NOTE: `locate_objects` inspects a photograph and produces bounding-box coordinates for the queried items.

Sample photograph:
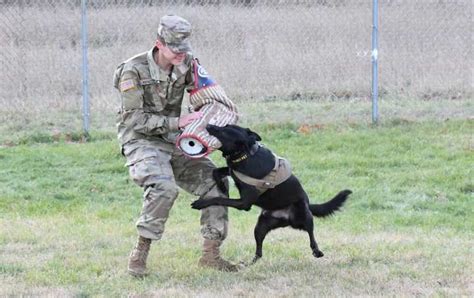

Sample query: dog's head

[206,124,261,156]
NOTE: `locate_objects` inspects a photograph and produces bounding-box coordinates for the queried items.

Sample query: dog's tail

[309,189,352,218]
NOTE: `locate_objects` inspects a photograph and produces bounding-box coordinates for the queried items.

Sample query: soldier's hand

[178,111,204,129]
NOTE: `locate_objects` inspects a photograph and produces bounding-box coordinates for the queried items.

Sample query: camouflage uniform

[113,15,229,243]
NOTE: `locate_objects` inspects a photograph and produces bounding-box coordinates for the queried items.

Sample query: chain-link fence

[0,0,472,132]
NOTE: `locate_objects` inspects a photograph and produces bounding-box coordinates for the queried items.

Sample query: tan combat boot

[198,239,240,272]
[128,236,151,277]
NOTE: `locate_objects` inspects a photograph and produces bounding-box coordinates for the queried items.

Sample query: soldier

[113,15,240,277]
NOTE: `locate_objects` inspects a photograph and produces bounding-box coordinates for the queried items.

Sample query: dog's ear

[246,128,262,141]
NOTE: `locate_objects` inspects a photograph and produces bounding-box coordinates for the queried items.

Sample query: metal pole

[81,0,90,135]
[371,0,379,124]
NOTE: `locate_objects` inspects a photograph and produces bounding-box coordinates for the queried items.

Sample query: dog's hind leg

[304,213,324,258]
[251,213,288,264]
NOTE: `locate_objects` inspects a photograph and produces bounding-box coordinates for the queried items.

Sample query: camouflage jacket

[113,47,195,153]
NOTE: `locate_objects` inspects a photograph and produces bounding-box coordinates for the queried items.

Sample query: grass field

[0,104,472,296]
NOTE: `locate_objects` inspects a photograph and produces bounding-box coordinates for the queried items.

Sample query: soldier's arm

[185,59,237,112]
[118,69,179,135]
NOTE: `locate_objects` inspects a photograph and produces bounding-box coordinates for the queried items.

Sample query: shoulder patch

[193,60,216,90]
[119,79,137,92]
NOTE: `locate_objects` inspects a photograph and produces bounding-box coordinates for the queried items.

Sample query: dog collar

[226,143,260,164]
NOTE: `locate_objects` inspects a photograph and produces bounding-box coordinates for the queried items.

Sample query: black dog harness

[232,155,292,194]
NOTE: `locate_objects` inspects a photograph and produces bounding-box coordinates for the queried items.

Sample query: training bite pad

[176,60,238,158]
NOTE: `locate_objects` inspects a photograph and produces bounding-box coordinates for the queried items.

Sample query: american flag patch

[119,79,136,92]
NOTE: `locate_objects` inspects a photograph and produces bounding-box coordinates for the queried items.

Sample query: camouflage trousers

[124,142,228,241]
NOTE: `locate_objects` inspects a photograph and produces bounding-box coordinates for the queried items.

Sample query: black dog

[191,124,351,264]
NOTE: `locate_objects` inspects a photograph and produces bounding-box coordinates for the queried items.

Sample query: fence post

[371,0,379,124]
[81,0,90,135]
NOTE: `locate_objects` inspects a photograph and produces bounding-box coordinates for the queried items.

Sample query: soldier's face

[166,47,187,65]
[156,40,186,65]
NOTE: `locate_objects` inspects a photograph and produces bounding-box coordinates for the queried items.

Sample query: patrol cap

[157,15,192,53]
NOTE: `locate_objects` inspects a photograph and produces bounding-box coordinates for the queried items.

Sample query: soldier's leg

[171,149,240,271]
[125,146,179,277]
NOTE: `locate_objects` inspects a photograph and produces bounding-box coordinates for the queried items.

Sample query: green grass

[0,118,472,296]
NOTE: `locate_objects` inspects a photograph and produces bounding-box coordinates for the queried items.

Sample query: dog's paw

[246,255,260,266]
[191,199,209,210]
[313,250,324,258]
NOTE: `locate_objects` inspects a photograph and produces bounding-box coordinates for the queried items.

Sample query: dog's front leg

[191,188,259,211]
[212,167,230,194]
[191,197,253,211]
